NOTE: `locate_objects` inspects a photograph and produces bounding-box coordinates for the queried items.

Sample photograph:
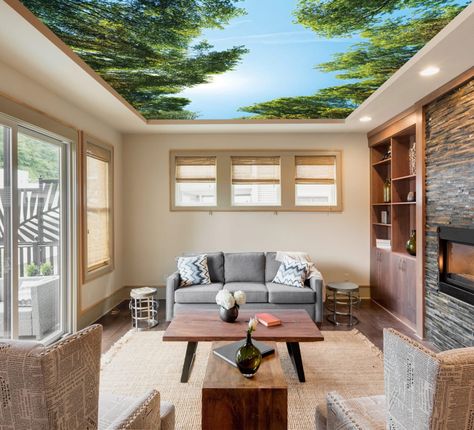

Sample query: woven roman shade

[175,156,216,183]
[295,155,336,184]
[231,156,280,184]
[87,153,110,270]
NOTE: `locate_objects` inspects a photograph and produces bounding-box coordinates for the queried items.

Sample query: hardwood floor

[96,299,424,353]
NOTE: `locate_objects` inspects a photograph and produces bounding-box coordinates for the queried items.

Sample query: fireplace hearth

[438,226,474,305]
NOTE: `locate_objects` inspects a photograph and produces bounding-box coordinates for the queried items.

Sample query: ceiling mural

[21,0,469,120]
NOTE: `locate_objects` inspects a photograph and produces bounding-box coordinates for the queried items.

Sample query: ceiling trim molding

[415,66,474,107]
[146,118,345,125]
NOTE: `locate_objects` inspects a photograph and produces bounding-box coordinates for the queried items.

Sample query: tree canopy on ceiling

[240,0,467,119]
[21,0,248,119]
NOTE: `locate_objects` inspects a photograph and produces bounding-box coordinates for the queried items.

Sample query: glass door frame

[0,112,77,343]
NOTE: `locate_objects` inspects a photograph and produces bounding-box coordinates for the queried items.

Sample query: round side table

[130,287,159,331]
[326,282,360,327]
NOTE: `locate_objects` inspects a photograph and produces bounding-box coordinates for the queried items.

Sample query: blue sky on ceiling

[176,0,361,119]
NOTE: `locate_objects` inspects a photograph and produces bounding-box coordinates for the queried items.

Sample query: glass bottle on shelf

[383,178,391,203]
[406,230,416,256]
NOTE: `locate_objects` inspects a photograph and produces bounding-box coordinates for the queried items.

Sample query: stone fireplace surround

[424,77,474,351]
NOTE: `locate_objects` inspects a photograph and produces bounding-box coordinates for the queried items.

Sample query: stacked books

[255,313,281,327]
[376,239,391,250]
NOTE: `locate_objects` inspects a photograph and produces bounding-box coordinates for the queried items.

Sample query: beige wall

[0,60,124,326]
[123,132,370,290]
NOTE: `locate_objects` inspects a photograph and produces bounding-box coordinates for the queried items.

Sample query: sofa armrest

[166,271,180,321]
[308,277,324,323]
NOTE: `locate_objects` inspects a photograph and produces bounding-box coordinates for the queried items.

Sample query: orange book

[256,313,281,327]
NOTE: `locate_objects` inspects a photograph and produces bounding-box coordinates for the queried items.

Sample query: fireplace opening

[438,226,474,305]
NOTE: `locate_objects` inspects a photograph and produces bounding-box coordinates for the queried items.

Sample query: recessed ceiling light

[420,66,440,77]
[359,116,372,122]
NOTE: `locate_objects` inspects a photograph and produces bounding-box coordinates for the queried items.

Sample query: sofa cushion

[265,252,281,282]
[272,258,308,288]
[266,282,315,304]
[184,252,224,283]
[177,255,211,287]
[224,252,265,283]
[224,282,268,303]
[175,283,223,304]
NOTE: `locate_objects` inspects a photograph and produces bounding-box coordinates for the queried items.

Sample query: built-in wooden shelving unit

[369,118,420,331]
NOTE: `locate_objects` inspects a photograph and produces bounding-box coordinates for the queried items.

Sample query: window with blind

[231,156,280,206]
[84,137,114,280]
[170,150,342,212]
[175,156,217,206]
[295,156,337,206]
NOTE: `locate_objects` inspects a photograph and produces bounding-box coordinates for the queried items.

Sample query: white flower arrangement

[248,316,258,334]
[216,289,246,310]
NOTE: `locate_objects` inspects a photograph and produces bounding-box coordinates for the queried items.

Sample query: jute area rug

[100,330,384,430]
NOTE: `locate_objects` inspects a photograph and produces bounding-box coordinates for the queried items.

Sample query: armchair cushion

[98,389,164,430]
[324,392,386,430]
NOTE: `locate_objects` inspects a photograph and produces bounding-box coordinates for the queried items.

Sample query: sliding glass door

[0,116,71,342]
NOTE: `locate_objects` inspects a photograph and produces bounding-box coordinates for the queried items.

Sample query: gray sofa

[166,252,324,323]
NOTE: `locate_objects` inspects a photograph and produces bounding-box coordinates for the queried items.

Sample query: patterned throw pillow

[177,255,211,287]
[272,258,308,288]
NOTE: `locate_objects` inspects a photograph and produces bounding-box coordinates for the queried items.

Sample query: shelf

[372,202,391,206]
[392,174,416,181]
[392,251,416,261]
[392,201,416,205]
[373,223,391,227]
[372,158,391,167]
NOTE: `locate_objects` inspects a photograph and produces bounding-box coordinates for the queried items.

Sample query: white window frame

[0,102,76,344]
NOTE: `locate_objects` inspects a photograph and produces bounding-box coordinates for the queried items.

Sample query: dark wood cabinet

[390,253,416,324]
[371,248,391,306]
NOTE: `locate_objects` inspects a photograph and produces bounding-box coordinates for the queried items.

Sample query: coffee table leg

[181,341,198,383]
[286,342,306,382]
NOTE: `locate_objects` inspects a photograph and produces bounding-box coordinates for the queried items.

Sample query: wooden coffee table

[202,341,287,430]
[163,309,324,383]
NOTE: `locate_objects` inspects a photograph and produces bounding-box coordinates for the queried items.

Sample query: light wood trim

[169,149,343,212]
[368,110,417,146]
[415,107,425,339]
[81,133,115,284]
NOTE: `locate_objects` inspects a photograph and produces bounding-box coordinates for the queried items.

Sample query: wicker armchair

[315,328,474,430]
[0,324,175,430]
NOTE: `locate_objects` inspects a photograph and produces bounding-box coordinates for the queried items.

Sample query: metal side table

[326,282,360,327]
[130,287,159,331]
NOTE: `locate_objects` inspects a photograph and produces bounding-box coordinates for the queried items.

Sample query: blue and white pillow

[177,254,211,287]
[272,258,308,288]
